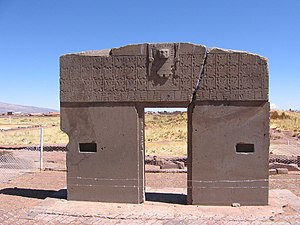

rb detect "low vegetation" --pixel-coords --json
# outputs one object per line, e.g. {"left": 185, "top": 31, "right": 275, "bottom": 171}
{"left": 270, "top": 110, "right": 300, "bottom": 136}
{"left": 0, "top": 110, "right": 299, "bottom": 155}
{"left": 145, "top": 112, "right": 187, "bottom": 156}
{"left": 145, "top": 112, "right": 187, "bottom": 142}
{"left": 0, "top": 116, "right": 68, "bottom": 145}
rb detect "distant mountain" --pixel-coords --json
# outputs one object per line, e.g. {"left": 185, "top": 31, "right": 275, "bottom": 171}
{"left": 0, "top": 102, "right": 58, "bottom": 114}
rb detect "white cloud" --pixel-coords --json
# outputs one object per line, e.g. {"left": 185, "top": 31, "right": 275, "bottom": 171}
{"left": 270, "top": 103, "right": 278, "bottom": 109}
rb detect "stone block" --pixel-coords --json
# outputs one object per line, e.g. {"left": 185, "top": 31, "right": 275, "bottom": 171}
{"left": 177, "top": 162, "right": 185, "bottom": 169}
{"left": 269, "top": 162, "right": 300, "bottom": 171}
{"left": 188, "top": 102, "right": 269, "bottom": 205}
{"left": 160, "top": 161, "right": 178, "bottom": 169}
{"left": 276, "top": 168, "right": 288, "bottom": 174}
{"left": 269, "top": 169, "right": 277, "bottom": 175}
{"left": 196, "top": 48, "right": 268, "bottom": 101}
{"left": 60, "top": 43, "right": 268, "bottom": 103}
{"left": 61, "top": 105, "right": 144, "bottom": 203}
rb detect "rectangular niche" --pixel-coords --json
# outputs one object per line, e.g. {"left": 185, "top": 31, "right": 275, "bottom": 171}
{"left": 79, "top": 143, "right": 97, "bottom": 153}
{"left": 236, "top": 143, "right": 254, "bottom": 153}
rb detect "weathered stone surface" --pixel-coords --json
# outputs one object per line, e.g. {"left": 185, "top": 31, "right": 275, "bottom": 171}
{"left": 61, "top": 105, "right": 144, "bottom": 203}
{"left": 60, "top": 42, "right": 270, "bottom": 205}
{"left": 187, "top": 102, "right": 270, "bottom": 205}
{"left": 60, "top": 43, "right": 207, "bottom": 103}
{"left": 196, "top": 48, "right": 268, "bottom": 101}
{"left": 60, "top": 43, "right": 268, "bottom": 103}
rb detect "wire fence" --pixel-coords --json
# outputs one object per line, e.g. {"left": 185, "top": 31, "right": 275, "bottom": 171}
{"left": 0, "top": 125, "right": 67, "bottom": 184}
{"left": 0, "top": 149, "right": 40, "bottom": 183}
{"left": 0, "top": 127, "right": 44, "bottom": 184}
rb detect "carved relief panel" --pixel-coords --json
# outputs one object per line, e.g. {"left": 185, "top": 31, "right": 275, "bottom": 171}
{"left": 148, "top": 43, "right": 180, "bottom": 91}
{"left": 60, "top": 43, "right": 268, "bottom": 103}
{"left": 196, "top": 52, "right": 268, "bottom": 101}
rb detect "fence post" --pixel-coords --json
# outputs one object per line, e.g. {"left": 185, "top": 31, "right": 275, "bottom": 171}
{"left": 40, "top": 127, "right": 44, "bottom": 171}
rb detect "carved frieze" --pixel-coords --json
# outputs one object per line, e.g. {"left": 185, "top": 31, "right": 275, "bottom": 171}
{"left": 60, "top": 43, "right": 268, "bottom": 103}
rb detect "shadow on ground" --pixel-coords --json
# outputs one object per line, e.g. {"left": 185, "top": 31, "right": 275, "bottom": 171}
{"left": 0, "top": 188, "right": 186, "bottom": 204}
{"left": 145, "top": 192, "right": 187, "bottom": 204}
{"left": 0, "top": 188, "right": 67, "bottom": 199}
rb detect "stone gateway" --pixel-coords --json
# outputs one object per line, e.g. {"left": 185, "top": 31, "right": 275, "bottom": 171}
{"left": 60, "top": 43, "right": 269, "bottom": 205}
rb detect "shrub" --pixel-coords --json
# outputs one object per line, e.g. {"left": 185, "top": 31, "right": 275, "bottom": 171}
{"left": 270, "top": 110, "right": 290, "bottom": 120}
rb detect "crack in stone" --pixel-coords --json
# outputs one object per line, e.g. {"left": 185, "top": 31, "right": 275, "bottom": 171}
{"left": 189, "top": 48, "right": 208, "bottom": 105}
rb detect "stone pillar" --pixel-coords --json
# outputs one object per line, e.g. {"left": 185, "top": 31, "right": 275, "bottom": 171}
{"left": 61, "top": 105, "right": 144, "bottom": 203}
{"left": 188, "top": 102, "right": 269, "bottom": 205}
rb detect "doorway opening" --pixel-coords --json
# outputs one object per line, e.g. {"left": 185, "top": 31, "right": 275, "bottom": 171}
{"left": 144, "top": 107, "right": 188, "bottom": 204}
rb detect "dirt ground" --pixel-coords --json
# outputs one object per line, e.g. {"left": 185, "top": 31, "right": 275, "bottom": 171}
{"left": 1, "top": 150, "right": 300, "bottom": 223}
{"left": 0, "top": 170, "right": 66, "bottom": 214}
{"left": 1, "top": 169, "right": 300, "bottom": 224}
{"left": 270, "top": 127, "right": 300, "bottom": 156}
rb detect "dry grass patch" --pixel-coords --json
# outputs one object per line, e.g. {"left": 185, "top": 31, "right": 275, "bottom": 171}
{"left": 0, "top": 116, "right": 68, "bottom": 145}
{"left": 145, "top": 112, "right": 187, "bottom": 156}
{"left": 1, "top": 109, "right": 297, "bottom": 155}
{"left": 270, "top": 110, "right": 300, "bottom": 136}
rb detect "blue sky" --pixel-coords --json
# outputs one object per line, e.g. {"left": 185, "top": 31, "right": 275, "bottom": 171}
{"left": 0, "top": 0, "right": 299, "bottom": 110}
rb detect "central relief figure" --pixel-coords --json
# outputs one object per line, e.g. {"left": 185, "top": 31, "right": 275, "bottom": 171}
{"left": 148, "top": 44, "right": 180, "bottom": 90}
